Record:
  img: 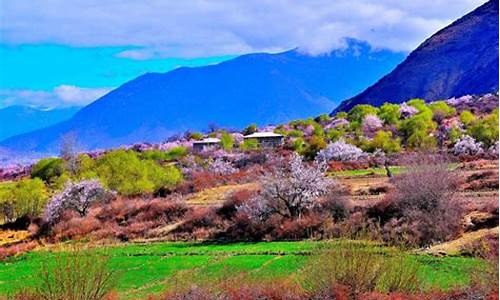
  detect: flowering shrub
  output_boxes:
[362,114,383,137]
[324,118,349,130]
[231,133,244,145]
[303,125,315,136]
[239,153,333,220]
[45,180,114,223]
[453,135,484,156]
[208,158,237,175]
[488,141,499,157]
[399,103,418,118]
[316,139,366,162]
[158,140,193,151]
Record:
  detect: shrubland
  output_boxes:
[0,94,498,299]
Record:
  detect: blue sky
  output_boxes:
[0,44,233,108]
[0,0,486,108]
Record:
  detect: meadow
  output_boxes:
[0,240,484,299]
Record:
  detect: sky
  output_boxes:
[0,0,487,109]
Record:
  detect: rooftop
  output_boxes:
[192,137,221,144]
[243,132,283,138]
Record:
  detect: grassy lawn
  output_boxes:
[0,240,483,299]
[330,163,461,178]
[330,166,405,177]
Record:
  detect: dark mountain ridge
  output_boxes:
[333,0,499,113]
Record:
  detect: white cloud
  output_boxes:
[0,0,487,57]
[0,85,112,108]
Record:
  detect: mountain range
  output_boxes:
[333,0,499,113]
[1,0,498,155]
[0,42,405,153]
[0,106,79,141]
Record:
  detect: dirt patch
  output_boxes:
[186,182,259,206]
[423,227,499,256]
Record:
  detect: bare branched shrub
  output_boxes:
[302,242,420,298]
[316,187,351,222]
[159,279,304,300]
[36,246,118,300]
[52,196,188,241]
[382,154,463,246]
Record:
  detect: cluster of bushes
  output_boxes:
[148,153,471,247]
[31,148,184,196]
[0,179,48,223]
[4,147,496,250]
[49,195,188,242]
[265,99,499,161]
[0,147,185,232]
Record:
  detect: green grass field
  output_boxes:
[330,163,460,178]
[330,166,405,177]
[0,240,483,299]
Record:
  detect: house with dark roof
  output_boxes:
[192,137,221,151]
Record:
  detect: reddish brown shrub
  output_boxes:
[328,160,371,171]
[191,171,224,192]
[217,189,256,220]
[331,212,382,240]
[53,216,102,241]
[157,279,304,300]
[370,155,464,246]
[217,211,273,241]
[48,196,189,241]
[275,213,325,240]
[316,192,351,222]
[172,207,223,240]
[175,166,263,195]
[368,184,392,195]
[0,240,38,260]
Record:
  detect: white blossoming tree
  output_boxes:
[399,103,419,118]
[44,180,114,223]
[208,158,237,175]
[452,135,484,156]
[362,114,383,137]
[489,141,499,157]
[316,139,366,162]
[239,153,334,220]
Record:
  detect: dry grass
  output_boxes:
[185,182,259,206]
[340,177,390,194]
[424,227,499,256]
[0,230,30,246]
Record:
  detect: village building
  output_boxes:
[243,132,284,148]
[192,137,221,151]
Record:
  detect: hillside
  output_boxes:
[0,106,78,141]
[333,0,499,113]
[0,42,404,153]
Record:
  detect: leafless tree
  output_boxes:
[60,132,80,175]
[389,154,462,245]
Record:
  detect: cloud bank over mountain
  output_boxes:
[0,85,112,108]
[1,0,486,57]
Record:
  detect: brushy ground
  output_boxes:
[0,240,485,299]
